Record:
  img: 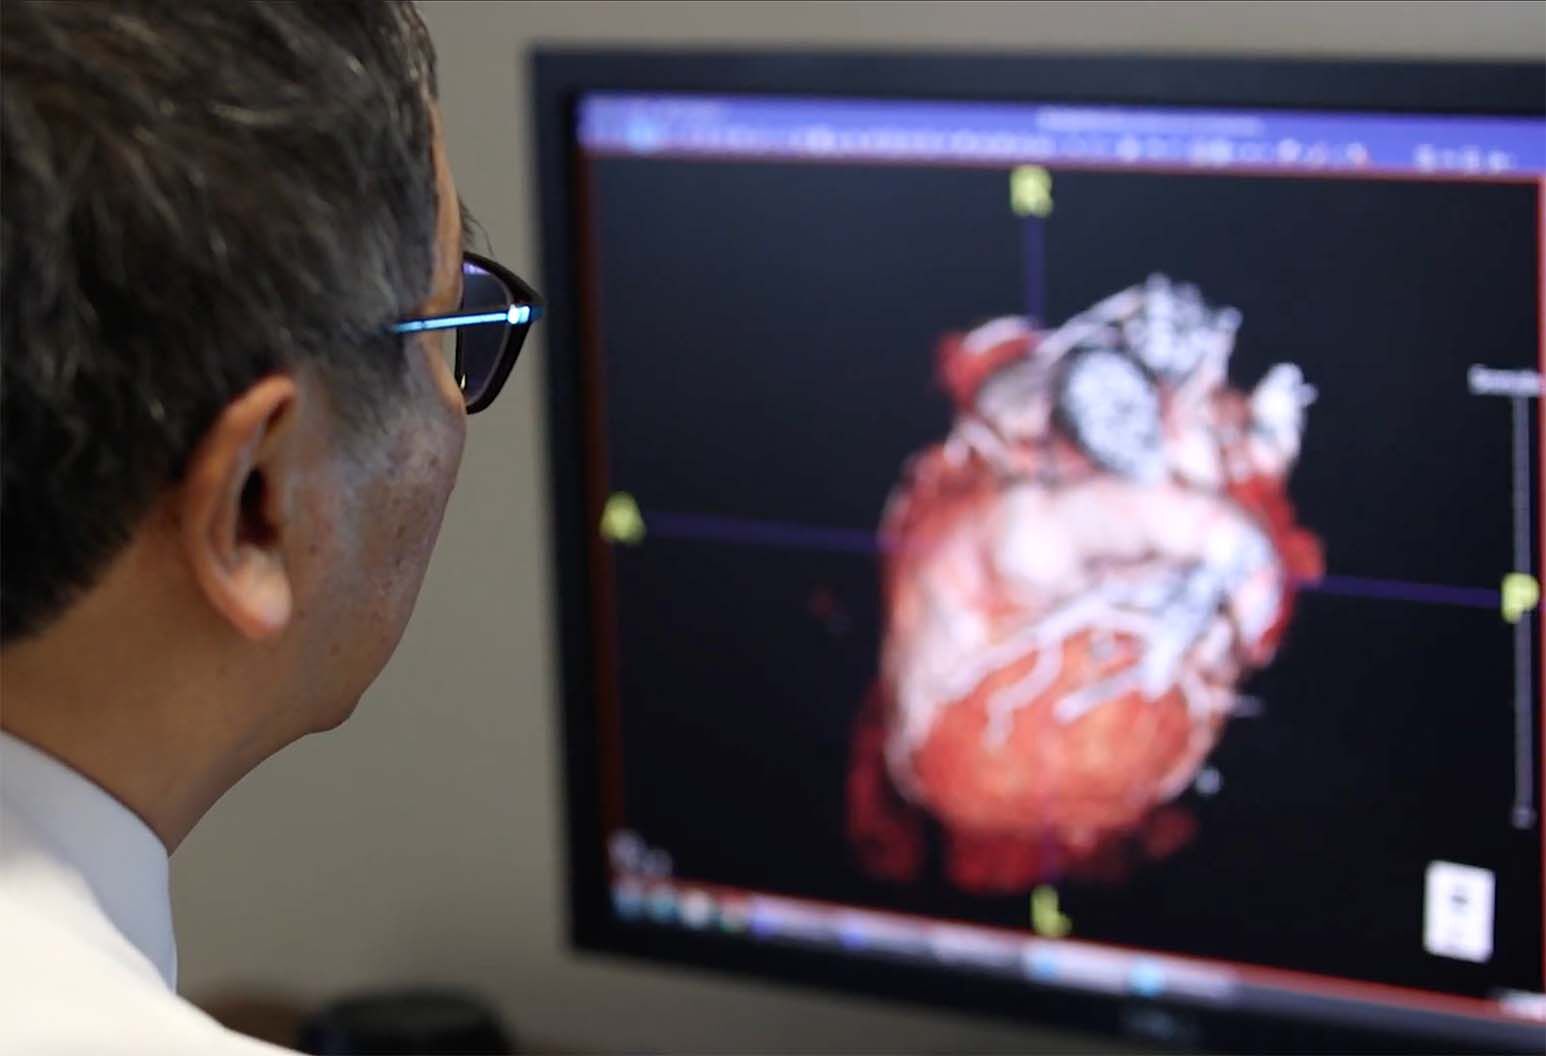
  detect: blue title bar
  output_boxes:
[579,93,1546,179]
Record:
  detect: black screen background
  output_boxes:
[585,159,1545,999]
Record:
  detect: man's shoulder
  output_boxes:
[0,892,292,1055]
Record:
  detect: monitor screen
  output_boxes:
[539,56,1546,1051]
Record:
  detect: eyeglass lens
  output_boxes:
[458,258,516,407]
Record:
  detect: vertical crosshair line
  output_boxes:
[1025,215,1046,327]
[1511,395,1536,829]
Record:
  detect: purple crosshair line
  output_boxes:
[642,510,1502,610]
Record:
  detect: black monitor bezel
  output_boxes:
[531,48,1545,1053]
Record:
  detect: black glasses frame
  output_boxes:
[393,250,546,414]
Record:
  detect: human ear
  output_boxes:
[175,375,300,641]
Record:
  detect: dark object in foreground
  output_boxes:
[299,988,515,1055]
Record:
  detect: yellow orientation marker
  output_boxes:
[1501,572,1539,624]
[599,492,646,546]
[1011,166,1054,218]
[1030,884,1072,939]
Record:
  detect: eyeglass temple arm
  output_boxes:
[392,303,544,335]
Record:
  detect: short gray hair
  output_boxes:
[1,0,443,642]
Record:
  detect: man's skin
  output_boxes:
[0,107,467,853]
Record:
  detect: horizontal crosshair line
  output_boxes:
[1307,574,1497,610]
[648,511,884,554]
[641,510,1503,611]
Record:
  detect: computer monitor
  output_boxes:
[534,50,1546,1052]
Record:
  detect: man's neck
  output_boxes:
[0,541,281,852]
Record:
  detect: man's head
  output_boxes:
[1,0,468,839]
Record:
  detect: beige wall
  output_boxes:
[171,3,1546,1052]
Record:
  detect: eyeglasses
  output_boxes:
[392,251,545,414]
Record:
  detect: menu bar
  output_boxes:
[614,876,1238,1004]
[579,93,1546,180]
[609,876,1544,1048]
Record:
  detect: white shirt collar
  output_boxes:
[0,730,177,988]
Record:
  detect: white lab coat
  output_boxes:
[0,731,290,1054]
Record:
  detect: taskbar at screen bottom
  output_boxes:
[610,875,1546,1051]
